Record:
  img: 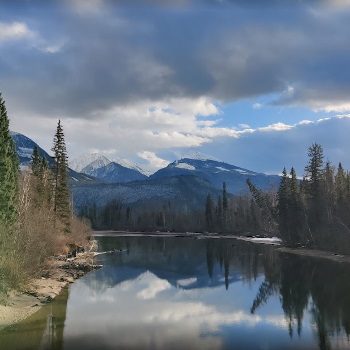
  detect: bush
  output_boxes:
[0,171,91,298]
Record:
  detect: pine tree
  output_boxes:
[277,168,291,245]
[304,143,325,230]
[217,195,223,230]
[52,120,71,232]
[31,146,42,177]
[247,179,277,235]
[0,93,19,223]
[222,182,228,230]
[289,167,309,246]
[31,146,52,207]
[324,162,335,223]
[205,194,214,231]
[335,162,347,221]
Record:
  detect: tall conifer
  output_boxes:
[0,93,19,223]
[52,120,71,232]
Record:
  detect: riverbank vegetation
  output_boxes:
[0,94,90,298]
[80,141,350,255]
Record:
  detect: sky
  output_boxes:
[1,0,350,175]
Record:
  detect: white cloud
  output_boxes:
[238,123,250,129]
[252,103,262,110]
[257,122,293,132]
[138,151,169,171]
[313,102,350,113]
[197,114,350,175]
[0,22,34,43]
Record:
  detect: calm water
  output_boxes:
[1,236,350,350]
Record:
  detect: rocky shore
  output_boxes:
[0,251,101,331]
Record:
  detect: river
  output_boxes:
[1,235,350,350]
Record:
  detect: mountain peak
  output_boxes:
[178,151,219,162]
[70,153,111,172]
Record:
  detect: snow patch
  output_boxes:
[246,237,282,244]
[175,162,196,170]
[70,153,111,172]
[215,166,230,172]
[235,168,256,176]
[18,147,33,158]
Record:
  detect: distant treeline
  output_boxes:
[80,143,350,254]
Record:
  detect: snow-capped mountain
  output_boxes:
[84,161,147,183]
[11,131,51,167]
[71,153,148,183]
[70,153,111,173]
[151,158,280,194]
[11,132,95,183]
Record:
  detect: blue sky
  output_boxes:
[1,0,350,174]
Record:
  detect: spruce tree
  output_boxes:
[222,182,228,230]
[205,194,214,231]
[52,120,71,232]
[335,162,347,221]
[304,143,325,230]
[324,162,335,223]
[0,93,19,223]
[289,167,309,246]
[277,168,291,245]
[31,146,42,177]
[217,195,223,230]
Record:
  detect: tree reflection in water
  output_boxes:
[205,239,350,350]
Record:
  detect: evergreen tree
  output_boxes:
[324,162,335,223]
[217,195,223,230]
[289,167,309,246]
[31,147,52,207]
[31,146,42,177]
[335,162,347,221]
[277,168,291,245]
[205,194,214,231]
[0,93,19,223]
[52,120,71,232]
[247,179,277,235]
[304,143,325,230]
[222,182,228,230]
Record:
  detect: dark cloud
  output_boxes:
[0,0,350,118]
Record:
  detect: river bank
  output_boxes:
[0,251,101,331]
[94,230,350,263]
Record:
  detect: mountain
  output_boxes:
[151,158,280,194]
[11,132,95,184]
[11,131,51,167]
[71,153,147,183]
[84,161,147,183]
[70,153,111,173]
[72,175,222,211]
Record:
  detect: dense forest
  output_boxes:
[0,94,89,296]
[80,143,350,254]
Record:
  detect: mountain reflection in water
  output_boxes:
[1,236,350,350]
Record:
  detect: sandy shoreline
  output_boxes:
[0,251,101,331]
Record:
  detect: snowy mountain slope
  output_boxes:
[70,153,111,173]
[11,132,95,184]
[71,153,148,183]
[11,131,51,167]
[84,161,147,183]
[151,158,280,194]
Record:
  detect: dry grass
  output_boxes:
[0,171,91,298]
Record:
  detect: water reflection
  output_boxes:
[1,236,350,349]
[0,288,68,350]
